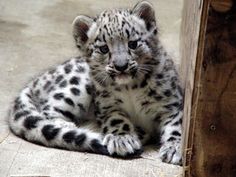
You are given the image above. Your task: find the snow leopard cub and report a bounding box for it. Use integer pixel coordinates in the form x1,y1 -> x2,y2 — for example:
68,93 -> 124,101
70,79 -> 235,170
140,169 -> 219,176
9,1 -> 183,165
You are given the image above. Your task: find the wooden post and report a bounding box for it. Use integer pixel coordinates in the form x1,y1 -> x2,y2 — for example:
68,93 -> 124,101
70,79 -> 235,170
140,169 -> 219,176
181,0 -> 236,176
180,0 -> 208,175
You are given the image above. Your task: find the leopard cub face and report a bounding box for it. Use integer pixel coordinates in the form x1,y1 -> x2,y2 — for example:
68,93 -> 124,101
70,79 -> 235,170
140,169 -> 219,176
73,2 -> 158,86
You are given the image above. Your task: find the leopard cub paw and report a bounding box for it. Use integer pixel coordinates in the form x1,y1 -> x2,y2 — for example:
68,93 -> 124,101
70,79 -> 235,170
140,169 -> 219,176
103,133 -> 143,157
159,141 -> 182,165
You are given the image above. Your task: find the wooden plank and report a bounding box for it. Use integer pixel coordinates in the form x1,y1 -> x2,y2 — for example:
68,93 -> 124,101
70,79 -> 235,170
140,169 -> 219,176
211,0 -> 233,12
181,0 -> 236,176
180,0 -> 204,86
179,0 -> 208,175
191,1 -> 236,176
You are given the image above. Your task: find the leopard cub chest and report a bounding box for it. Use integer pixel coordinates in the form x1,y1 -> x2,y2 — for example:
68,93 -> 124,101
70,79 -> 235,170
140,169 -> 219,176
112,86 -> 160,134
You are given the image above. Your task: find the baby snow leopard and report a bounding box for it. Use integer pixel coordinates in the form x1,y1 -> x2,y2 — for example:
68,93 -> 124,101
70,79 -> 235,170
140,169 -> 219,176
9,1 -> 183,165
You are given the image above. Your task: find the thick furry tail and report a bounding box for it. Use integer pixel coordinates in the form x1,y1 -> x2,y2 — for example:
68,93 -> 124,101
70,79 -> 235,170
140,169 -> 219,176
9,87 -> 108,155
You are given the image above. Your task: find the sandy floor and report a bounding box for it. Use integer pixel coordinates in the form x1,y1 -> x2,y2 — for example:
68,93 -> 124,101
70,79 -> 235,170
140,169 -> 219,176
0,0 -> 183,176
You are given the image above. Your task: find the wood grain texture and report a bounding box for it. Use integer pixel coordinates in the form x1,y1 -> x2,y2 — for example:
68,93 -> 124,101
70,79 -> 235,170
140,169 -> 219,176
192,2 -> 236,177
181,0 -> 236,176
180,0 -> 204,87
180,0 -> 207,176
211,0 -> 233,12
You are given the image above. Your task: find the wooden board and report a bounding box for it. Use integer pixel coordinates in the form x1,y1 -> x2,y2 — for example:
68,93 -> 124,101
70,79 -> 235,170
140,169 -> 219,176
181,0 -> 236,176
179,0 -> 207,175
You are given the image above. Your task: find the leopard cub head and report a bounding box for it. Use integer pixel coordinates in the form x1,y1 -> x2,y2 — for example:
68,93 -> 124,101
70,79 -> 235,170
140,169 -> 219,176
73,1 -> 159,86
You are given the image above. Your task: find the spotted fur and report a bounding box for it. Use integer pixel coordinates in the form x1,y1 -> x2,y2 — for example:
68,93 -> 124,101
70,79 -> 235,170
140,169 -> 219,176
9,1 -> 183,165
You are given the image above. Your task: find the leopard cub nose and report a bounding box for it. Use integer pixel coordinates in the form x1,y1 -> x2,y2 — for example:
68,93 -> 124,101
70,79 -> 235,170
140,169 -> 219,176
114,62 -> 128,72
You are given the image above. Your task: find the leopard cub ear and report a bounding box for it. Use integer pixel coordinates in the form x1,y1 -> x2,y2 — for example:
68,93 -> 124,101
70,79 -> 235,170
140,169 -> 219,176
132,1 -> 156,31
72,15 -> 94,45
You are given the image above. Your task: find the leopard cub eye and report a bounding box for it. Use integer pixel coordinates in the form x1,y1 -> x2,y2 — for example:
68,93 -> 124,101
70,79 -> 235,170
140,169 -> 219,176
99,45 -> 109,54
128,40 -> 138,50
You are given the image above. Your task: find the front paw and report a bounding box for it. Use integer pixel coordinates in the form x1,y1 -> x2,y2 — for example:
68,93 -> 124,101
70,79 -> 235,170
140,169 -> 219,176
103,133 -> 143,157
159,141 -> 182,165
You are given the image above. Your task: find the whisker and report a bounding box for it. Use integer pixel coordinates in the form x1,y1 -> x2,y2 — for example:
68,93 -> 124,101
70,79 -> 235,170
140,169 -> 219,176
138,64 -> 154,73
101,75 -> 108,86
93,71 -> 112,86
138,67 -> 152,73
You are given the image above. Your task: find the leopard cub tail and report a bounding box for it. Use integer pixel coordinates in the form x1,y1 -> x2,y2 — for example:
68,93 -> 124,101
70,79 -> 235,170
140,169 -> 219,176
8,87 -> 108,155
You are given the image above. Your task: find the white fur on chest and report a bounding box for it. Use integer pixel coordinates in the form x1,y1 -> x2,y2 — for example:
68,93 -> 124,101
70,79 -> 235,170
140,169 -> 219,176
113,87 -> 158,134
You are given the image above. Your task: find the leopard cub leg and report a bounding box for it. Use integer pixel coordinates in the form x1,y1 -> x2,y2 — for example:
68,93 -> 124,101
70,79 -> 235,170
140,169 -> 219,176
101,111 -> 142,157
159,111 -> 183,165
